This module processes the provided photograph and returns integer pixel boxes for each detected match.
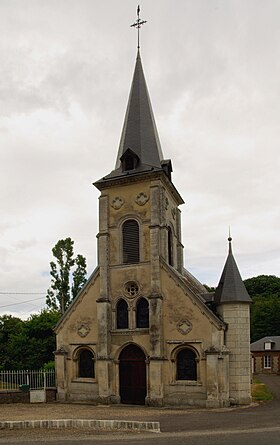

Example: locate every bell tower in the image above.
[94,47,184,404]
[94,46,185,270]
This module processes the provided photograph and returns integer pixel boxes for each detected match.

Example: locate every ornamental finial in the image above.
[228,227,232,253]
[130,5,147,50]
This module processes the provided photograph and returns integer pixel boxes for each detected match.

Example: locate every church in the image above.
[54,34,252,407]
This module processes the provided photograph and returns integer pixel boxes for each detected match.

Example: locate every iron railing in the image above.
[0,369,56,390]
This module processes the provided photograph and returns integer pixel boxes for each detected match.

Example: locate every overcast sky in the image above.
[1,0,279,319]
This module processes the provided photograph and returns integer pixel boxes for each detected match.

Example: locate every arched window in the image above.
[122,219,139,264]
[79,349,95,378]
[136,298,149,328]
[116,299,129,329]
[167,226,173,266]
[176,348,197,381]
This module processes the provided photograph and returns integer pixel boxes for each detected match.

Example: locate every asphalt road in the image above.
[2,428,280,445]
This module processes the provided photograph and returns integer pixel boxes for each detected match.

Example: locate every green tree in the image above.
[250,295,280,342]
[203,275,280,342]
[46,237,87,314]
[203,284,216,293]
[0,315,24,369]
[244,275,280,342]
[71,254,87,299]
[0,311,60,370]
[244,275,280,298]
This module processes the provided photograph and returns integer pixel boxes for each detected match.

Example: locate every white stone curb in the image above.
[0,419,161,432]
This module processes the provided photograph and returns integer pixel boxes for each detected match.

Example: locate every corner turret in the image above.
[215,236,252,405]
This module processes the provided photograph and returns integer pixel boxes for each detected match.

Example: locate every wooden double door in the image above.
[119,344,147,405]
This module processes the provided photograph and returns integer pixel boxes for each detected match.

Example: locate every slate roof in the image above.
[214,237,251,304]
[115,49,163,168]
[182,268,208,297]
[251,336,280,351]
[96,50,166,184]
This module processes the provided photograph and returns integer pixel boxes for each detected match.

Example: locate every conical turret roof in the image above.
[214,237,251,305]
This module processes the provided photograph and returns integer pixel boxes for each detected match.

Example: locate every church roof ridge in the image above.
[214,237,251,305]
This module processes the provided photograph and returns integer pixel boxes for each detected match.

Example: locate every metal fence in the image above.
[0,370,56,391]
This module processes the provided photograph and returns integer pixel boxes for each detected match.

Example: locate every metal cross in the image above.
[130,5,147,49]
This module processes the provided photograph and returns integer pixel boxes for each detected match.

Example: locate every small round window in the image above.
[124,281,139,298]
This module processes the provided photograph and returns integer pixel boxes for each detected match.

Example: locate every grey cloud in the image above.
[13,238,37,250]
[0,0,279,316]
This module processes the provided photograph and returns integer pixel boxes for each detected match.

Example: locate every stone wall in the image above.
[253,352,280,374]
[0,389,57,404]
[218,303,251,405]
[0,390,29,404]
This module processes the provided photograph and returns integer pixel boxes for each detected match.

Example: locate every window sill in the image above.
[72,378,97,384]
[112,262,149,269]
[111,328,149,334]
[170,381,202,386]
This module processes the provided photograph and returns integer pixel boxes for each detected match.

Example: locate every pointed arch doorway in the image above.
[119,344,147,405]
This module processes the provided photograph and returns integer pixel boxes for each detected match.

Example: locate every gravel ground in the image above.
[3,374,279,424]
[0,403,199,442]
[0,402,203,422]
[0,428,136,443]
[1,375,279,442]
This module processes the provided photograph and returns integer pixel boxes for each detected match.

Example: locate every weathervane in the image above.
[131,5,147,49]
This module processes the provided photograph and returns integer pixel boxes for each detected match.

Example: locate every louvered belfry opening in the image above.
[122,219,139,264]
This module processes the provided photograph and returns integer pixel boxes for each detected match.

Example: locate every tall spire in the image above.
[94,8,177,188]
[214,236,251,305]
[114,50,164,171]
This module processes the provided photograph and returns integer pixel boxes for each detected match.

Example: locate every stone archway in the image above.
[119,344,146,405]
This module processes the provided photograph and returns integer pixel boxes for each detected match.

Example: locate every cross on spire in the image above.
[130,5,147,50]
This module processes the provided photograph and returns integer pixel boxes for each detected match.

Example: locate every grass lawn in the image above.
[252,378,273,401]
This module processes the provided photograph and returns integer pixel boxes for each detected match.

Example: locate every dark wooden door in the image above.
[119,345,146,405]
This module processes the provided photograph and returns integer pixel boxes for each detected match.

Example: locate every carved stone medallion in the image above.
[123,281,139,298]
[135,192,149,206]
[77,322,90,338]
[111,196,124,210]
[177,319,192,335]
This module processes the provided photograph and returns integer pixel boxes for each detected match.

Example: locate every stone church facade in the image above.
[54,50,252,407]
